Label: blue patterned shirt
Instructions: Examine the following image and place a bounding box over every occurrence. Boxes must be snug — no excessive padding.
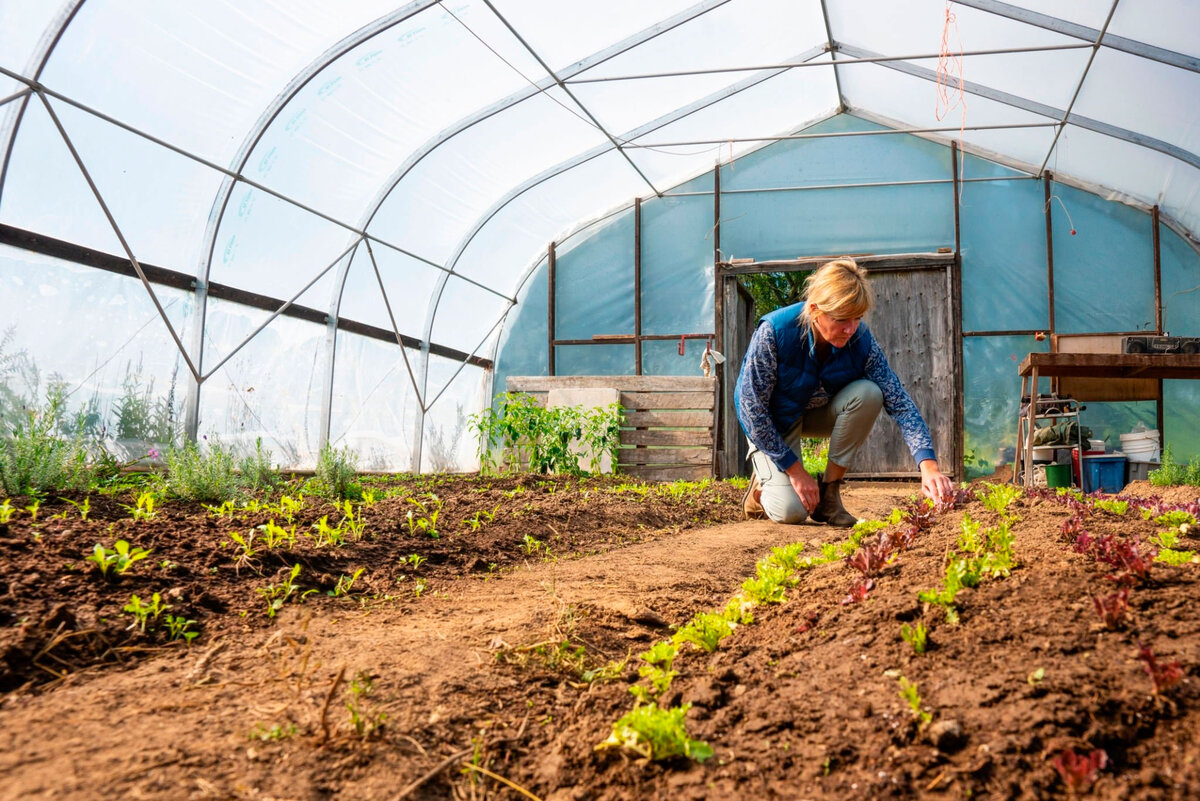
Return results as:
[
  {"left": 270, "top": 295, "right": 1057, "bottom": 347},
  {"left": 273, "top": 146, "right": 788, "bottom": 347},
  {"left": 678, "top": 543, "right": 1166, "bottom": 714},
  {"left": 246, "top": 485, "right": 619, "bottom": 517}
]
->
[{"left": 736, "top": 320, "right": 936, "bottom": 471}]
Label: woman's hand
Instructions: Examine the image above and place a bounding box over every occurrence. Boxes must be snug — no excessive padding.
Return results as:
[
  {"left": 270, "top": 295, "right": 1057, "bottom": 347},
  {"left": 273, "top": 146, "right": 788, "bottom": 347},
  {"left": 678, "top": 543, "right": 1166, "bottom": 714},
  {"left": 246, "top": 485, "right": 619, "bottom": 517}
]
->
[
  {"left": 919, "top": 459, "right": 953, "bottom": 501},
  {"left": 785, "top": 462, "right": 820, "bottom": 513}
]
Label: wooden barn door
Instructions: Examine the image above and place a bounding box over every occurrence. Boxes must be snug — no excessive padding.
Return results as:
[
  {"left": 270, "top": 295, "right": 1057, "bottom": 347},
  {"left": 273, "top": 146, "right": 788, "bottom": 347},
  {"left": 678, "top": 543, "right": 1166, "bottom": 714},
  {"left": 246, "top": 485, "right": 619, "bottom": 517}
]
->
[{"left": 718, "top": 254, "right": 960, "bottom": 479}]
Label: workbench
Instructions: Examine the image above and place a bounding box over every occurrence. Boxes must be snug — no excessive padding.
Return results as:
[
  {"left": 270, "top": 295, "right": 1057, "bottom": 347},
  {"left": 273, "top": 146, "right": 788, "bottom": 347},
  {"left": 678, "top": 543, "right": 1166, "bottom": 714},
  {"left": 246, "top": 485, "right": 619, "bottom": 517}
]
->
[{"left": 1016, "top": 352, "right": 1200, "bottom": 488}]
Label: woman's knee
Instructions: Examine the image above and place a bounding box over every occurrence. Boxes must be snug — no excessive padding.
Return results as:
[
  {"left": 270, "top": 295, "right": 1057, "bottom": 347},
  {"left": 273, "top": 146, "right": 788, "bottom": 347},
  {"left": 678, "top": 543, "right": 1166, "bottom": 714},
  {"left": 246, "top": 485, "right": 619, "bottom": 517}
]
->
[
  {"left": 842, "top": 379, "right": 883, "bottom": 415},
  {"left": 763, "top": 494, "right": 808, "bottom": 525}
]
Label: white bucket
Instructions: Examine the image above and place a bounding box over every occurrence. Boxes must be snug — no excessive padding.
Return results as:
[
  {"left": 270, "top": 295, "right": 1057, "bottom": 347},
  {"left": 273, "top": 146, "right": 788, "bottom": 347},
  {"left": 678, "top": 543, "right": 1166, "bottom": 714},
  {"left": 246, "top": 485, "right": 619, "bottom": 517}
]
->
[
  {"left": 1120, "top": 429, "right": 1161, "bottom": 463},
  {"left": 1089, "top": 438, "right": 1107, "bottom": 453}
]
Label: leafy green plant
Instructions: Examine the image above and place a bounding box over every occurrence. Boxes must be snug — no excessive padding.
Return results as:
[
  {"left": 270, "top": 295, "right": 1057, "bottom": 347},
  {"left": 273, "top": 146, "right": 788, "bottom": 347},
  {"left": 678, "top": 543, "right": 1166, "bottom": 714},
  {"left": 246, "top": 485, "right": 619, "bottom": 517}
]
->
[
  {"left": 257, "top": 564, "right": 316, "bottom": 617},
  {"left": 413, "top": 577, "right": 427, "bottom": 597},
  {"left": 742, "top": 563, "right": 792, "bottom": 605},
  {"left": 405, "top": 553, "right": 427, "bottom": 570},
  {"left": 1155, "top": 548, "right": 1197, "bottom": 565},
  {"left": 164, "top": 614, "right": 199, "bottom": 643},
  {"left": 61, "top": 496, "right": 90, "bottom": 521},
  {"left": 897, "top": 676, "right": 931, "bottom": 728},
  {"left": 520, "top": 533, "right": 545, "bottom": 556},
  {"left": 258, "top": 520, "right": 296, "bottom": 549},
  {"left": 0, "top": 499, "right": 12, "bottom": 524},
  {"left": 469, "top": 392, "right": 623, "bottom": 476},
  {"left": 237, "top": 437, "right": 280, "bottom": 493},
  {"left": 123, "top": 490, "right": 158, "bottom": 521},
  {"left": 900, "top": 622, "right": 927, "bottom": 654},
  {"left": 226, "top": 530, "right": 258, "bottom": 573},
  {"left": 328, "top": 568, "right": 366, "bottom": 597},
  {"left": 165, "top": 439, "right": 239, "bottom": 503},
  {"left": 1150, "top": 446, "right": 1200, "bottom": 487},
  {"left": 0, "top": 386, "right": 93, "bottom": 496},
  {"left": 311, "top": 515, "right": 346, "bottom": 548},
  {"left": 346, "top": 671, "right": 387, "bottom": 739},
  {"left": 405, "top": 493, "right": 442, "bottom": 538},
  {"left": 976, "top": 482, "right": 1022, "bottom": 518},
  {"left": 338, "top": 500, "right": 367, "bottom": 541},
  {"left": 1149, "top": 509, "right": 1196, "bottom": 528},
  {"left": 86, "top": 540, "right": 152, "bottom": 578},
  {"left": 463, "top": 504, "right": 500, "bottom": 532},
  {"left": 596, "top": 703, "right": 713, "bottom": 763},
  {"left": 24, "top": 498, "right": 39, "bottom": 523},
  {"left": 202, "top": 499, "right": 236, "bottom": 518},
  {"left": 248, "top": 723, "right": 297, "bottom": 742},
  {"left": 1094, "top": 499, "right": 1129, "bottom": 516},
  {"left": 123, "top": 592, "right": 168, "bottom": 634},
  {"left": 315, "top": 443, "right": 361, "bottom": 500},
  {"left": 673, "top": 612, "right": 736, "bottom": 653},
  {"left": 279, "top": 494, "right": 305, "bottom": 524}
]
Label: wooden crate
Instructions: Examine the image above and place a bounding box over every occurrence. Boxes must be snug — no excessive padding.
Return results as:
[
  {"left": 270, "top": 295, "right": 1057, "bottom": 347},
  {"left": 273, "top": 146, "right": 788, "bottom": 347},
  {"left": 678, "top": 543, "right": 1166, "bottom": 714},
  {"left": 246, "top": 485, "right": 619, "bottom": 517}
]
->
[{"left": 505, "top": 375, "right": 717, "bottom": 481}]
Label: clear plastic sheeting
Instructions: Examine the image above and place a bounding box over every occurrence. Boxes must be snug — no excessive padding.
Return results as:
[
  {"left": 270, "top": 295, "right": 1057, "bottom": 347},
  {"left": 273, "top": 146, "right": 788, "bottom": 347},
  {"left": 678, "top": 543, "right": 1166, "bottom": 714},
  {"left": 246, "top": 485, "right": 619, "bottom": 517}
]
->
[
  {"left": 328, "top": 332, "right": 421, "bottom": 472},
  {"left": 641, "top": 195, "right": 713, "bottom": 336},
  {"left": 0, "top": 243, "right": 192, "bottom": 452},
  {"left": 554, "top": 210, "right": 634, "bottom": 341},
  {"left": 962, "top": 335, "right": 1049, "bottom": 480},
  {"left": 336, "top": 244, "right": 441, "bottom": 338},
  {"left": 420, "top": 358, "right": 486, "bottom": 473},
  {"left": 197, "top": 300, "right": 326, "bottom": 468},
  {"left": 1160, "top": 226, "right": 1200, "bottom": 337},
  {"left": 0, "top": 2, "right": 64, "bottom": 98}
]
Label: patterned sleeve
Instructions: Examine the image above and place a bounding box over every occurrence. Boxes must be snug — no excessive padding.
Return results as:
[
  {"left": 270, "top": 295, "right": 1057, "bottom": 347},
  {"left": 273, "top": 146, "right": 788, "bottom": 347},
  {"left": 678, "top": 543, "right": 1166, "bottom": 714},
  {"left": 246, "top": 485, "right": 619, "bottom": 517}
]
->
[
  {"left": 735, "top": 322, "right": 799, "bottom": 472},
  {"left": 863, "top": 337, "right": 936, "bottom": 466}
]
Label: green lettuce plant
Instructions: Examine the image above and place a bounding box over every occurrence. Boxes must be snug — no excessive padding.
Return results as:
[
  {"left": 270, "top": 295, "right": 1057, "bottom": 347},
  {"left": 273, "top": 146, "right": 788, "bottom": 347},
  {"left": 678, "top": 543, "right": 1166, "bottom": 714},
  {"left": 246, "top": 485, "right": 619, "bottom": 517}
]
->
[{"left": 596, "top": 703, "right": 713, "bottom": 763}]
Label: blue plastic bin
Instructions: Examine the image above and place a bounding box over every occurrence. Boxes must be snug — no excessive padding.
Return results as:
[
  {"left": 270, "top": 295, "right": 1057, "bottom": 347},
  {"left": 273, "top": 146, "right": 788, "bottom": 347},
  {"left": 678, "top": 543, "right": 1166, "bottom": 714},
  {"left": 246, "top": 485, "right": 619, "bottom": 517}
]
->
[{"left": 1082, "top": 455, "right": 1126, "bottom": 494}]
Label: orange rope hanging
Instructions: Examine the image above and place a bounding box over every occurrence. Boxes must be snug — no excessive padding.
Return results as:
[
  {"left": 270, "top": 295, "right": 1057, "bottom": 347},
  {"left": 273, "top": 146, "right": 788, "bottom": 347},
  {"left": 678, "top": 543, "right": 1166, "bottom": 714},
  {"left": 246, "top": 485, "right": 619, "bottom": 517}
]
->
[{"left": 936, "top": 0, "right": 966, "bottom": 185}]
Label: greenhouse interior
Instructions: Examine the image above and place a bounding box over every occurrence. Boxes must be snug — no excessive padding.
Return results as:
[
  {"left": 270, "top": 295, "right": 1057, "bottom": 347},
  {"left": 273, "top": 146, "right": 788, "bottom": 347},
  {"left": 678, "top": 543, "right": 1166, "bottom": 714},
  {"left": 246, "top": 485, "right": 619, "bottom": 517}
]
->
[{"left": 2, "top": 0, "right": 1198, "bottom": 478}]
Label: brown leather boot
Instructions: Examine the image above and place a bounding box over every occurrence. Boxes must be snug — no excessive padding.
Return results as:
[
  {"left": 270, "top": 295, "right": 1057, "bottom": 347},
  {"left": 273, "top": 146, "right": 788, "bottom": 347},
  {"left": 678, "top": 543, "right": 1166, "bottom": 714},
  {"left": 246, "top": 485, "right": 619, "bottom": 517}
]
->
[
  {"left": 810, "top": 477, "right": 858, "bottom": 527},
  {"left": 742, "top": 474, "right": 765, "bottom": 520}
]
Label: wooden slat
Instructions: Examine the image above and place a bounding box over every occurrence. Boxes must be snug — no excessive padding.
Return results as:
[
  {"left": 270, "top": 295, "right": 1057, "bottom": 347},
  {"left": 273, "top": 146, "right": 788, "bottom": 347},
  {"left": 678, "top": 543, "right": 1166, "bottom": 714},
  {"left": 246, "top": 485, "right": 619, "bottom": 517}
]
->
[
  {"left": 618, "top": 464, "right": 712, "bottom": 481},
  {"left": 624, "top": 410, "right": 713, "bottom": 428},
  {"left": 620, "top": 391, "right": 715, "bottom": 410},
  {"left": 618, "top": 448, "right": 712, "bottom": 466},
  {"left": 622, "top": 429, "right": 712, "bottom": 447},
  {"left": 719, "top": 252, "right": 955, "bottom": 276},
  {"left": 508, "top": 375, "right": 714, "bottom": 393}
]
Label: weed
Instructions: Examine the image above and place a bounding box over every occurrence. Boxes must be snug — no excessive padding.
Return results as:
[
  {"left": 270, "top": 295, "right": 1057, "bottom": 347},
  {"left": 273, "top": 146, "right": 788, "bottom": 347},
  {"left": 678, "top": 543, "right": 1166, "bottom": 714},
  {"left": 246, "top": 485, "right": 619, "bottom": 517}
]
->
[
  {"left": 164, "top": 614, "right": 199, "bottom": 643},
  {"left": 328, "top": 568, "right": 366, "bottom": 598},
  {"left": 86, "top": 540, "right": 151, "bottom": 578},
  {"left": 900, "top": 622, "right": 927, "bottom": 654},
  {"left": 258, "top": 564, "right": 316, "bottom": 618},
  {"left": 124, "top": 592, "right": 168, "bottom": 634},
  {"left": 596, "top": 703, "right": 713, "bottom": 763},
  {"left": 897, "top": 676, "right": 931, "bottom": 728},
  {"left": 1051, "top": 748, "right": 1107, "bottom": 793},
  {"left": 405, "top": 494, "right": 442, "bottom": 538}
]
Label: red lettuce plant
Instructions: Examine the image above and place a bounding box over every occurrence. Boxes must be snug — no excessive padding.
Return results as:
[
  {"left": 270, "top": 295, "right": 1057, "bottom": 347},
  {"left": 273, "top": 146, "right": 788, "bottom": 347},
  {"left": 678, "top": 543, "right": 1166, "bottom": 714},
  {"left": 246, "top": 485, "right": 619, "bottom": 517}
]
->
[
  {"left": 840, "top": 577, "right": 874, "bottom": 605},
  {"left": 1096, "top": 538, "right": 1154, "bottom": 585},
  {"left": 1138, "top": 643, "right": 1184, "bottom": 695},
  {"left": 1092, "top": 588, "right": 1130, "bottom": 630},
  {"left": 847, "top": 543, "right": 892, "bottom": 577},
  {"left": 1051, "top": 748, "right": 1107, "bottom": 793}
]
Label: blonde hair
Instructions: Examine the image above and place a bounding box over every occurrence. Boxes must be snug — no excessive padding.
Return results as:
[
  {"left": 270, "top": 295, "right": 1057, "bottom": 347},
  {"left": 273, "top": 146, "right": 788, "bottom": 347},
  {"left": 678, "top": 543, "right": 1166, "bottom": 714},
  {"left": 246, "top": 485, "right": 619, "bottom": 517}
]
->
[{"left": 798, "top": 258, "right": 872, "bottom": 329}]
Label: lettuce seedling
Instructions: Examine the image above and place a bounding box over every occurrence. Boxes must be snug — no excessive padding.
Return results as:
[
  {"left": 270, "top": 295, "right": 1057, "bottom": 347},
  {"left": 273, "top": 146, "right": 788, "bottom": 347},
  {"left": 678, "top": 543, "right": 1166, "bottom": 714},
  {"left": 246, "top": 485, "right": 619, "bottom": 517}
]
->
[
  {"left": 897, "top": 676, "right": 931, "bottom": 728},
  {"left": 596, "top": 703, "right": 713, "bottom": 763},
  {"left": 86, "top": 540, "right": 152, "bottom": 578},
  {"left": 1154, "top": 548, "right": 1197, "bottom": 565},
  {"left": 1051, "top": 748, "right": 1107, "bottom": 793},
  {"left": 1092, "top": 588, "right": 1130, "bottom": 630},
  {"left": 847, "top": 543, "right": 892, "bottom": 577},
  {"left": 900, "top": 622, "right": 927, "bottom": 654},
  {"left": 840, "top": 577, "right": 874, "bottom": 605},
  {"left": 123, "top": 592, "right": 168, "bottom": 634},
  {"left": 673, "top": 612, "right": 736, "bottom": 653},
  {"left": 742, "top": 564, "right": 791, "bottom": 605},
  {"left": 1093, "top": 499, "right": 1128, "bottom": 516},
  {"left": 1137, "top": 643, "right": 1184, "bottom": 695}
]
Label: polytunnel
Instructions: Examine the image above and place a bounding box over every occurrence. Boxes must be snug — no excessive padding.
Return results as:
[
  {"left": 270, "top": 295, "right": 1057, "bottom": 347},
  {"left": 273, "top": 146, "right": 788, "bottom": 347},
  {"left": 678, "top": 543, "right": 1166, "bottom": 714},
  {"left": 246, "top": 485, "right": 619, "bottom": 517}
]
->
[{"left": 1, "top": 0, "right": 1198, "bottom": 476}]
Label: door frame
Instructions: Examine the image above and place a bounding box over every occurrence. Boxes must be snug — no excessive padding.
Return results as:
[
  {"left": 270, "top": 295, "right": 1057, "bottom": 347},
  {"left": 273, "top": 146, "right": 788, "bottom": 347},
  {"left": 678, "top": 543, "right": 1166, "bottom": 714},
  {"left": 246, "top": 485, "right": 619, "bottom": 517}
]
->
[{"left": 714, "top": 250, "right": 964, "bottom": 479}]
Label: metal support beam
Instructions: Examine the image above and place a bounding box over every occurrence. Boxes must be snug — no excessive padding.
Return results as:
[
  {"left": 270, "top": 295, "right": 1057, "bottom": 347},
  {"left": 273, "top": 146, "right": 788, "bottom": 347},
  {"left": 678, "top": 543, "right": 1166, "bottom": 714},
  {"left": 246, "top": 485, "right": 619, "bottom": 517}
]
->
[
  {"left": 548, "top": 241, "right": 557, "bottom": 376},
  {"left": 631, "top": 121, "right": 1059, "bottom": 149},
  {"left": 818, "top": 0, "right": 845, "bottom": 109},
  {"left": 634, "top": 198, "right": 643, "bottom": 375},
  {"left": 1044, "top": 173, "right": 1057, "bottom": 335}
]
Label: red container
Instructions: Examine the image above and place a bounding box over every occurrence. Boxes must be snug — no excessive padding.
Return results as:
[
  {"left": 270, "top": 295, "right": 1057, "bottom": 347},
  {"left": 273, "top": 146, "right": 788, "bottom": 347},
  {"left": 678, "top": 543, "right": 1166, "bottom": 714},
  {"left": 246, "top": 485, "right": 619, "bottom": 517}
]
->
[{"left": 1072, "top": 447, "right": 1106, "bottom": 488}]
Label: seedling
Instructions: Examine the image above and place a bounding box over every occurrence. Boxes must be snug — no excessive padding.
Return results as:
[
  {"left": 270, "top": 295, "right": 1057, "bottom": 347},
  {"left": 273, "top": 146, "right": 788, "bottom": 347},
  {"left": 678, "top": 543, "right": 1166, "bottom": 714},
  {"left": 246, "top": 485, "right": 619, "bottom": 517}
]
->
[
  {"left": 742, "top": 563, "right": 792, "bottom": 605},
  {"left": 847, "top": 543, "right": 892, "bottom": 577},
  {"left": 413, "top": 578, "right": 427, "bottom": 597},
  {"left": 25, "top": 498, "right": 40, "bottom": 523},
  {"left": 897, "top": 676, "right": 931, "bottom": 728},
  {"left": 338, "top": 500, "right": 367, "bottom": 541},
  {"left": 360, "top": 488, "right": 377, "bottom": 507},
  {"left": 673, "top": 612, "right": 736, "bottom": 653},
  {"left": 86, "top": 540, "right": 152, "bottom": 578},
  {"left": 520, "top": 534, "right": 545, "bottom": 556},
  {"left": 226, "top": 530, "right": 258, "bottom": 574},
  {"left": 1155, "top": 548, "right": 1197, "bottom": 565},
  {"left": 841, "top": 577, "right": 874, "bottom": 605},
  {"left": 1092, "top": 589, "right": 1130, "bottom": 629},
  {"left": 165, "top": 614, "right": 199, "bottom": 643},
  {"left": 202, "top": 500, "right": 237, "bottom": 518},
  {"left": 596, "top": 703, "right": 713, "bottom": 762},
  {"left": 405, "top": 553, "right": 427, "bottom": 570},
  {"left": 257, "top": 520, "right": 296, "bottom": 549},
  {"left": 346, "top": 671, "right": 387, "bottom": 739},
  {"left": 311, "top": 515, "right": 346, "bottom": 548},
  {"left": 1137, "top": 643, "right": 1184, "bottom": 695},
  {"left": 249, "top": 723, "right": 297, "bottom": 742},
  {"left": 405, "top": 494, "right": 442, "bottom": 538},
  {"left": 124, "top": 592, "right": 168, "bottom": 634},
  {"left": 900, "top": 622, "right": 927, "bottom": 654},
  {"left": 61, "top": 496, "right": 90, "bottom": 521},
  {"left": 123, "top": 491, "right": 158, "bottom": 521},
  {"left": 0, "top": 499, "right": 12, "bottom": 524},
  {"left": 1093, "top": 499, "right": 1128, "bottom": 516},
  {"left": 257, "top": 564, "right": 316, "bottom": 617},
  {"left": 279, "top": 494, "right": 304, "bottom": 523},
  {"left": 328, "top": 568, "right": 365, "bottom": 598},
  {"left": 463, "top": 505, "right": 500, "bottom": 532},
  {"left": 976, "top": 483, "right": 1022, "bottom": 518},
  {"left": 1051, "top": 748, "right": 1107, "bottom": 793}
]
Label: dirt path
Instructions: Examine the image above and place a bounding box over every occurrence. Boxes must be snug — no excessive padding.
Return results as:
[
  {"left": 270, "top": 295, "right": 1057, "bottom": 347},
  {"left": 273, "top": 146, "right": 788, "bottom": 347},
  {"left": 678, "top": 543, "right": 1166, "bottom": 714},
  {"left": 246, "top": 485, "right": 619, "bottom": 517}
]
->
[{"left": 0, "top": 482, "right": 915, "bottom": 800}]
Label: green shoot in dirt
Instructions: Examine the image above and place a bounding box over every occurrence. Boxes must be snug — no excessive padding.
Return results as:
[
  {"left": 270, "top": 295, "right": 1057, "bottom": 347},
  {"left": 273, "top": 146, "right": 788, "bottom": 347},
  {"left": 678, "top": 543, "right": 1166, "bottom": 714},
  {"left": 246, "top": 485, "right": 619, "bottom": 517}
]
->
[
  {"left": 596, "top": 703, "right": 713, "bottom": 763},
  {"left": 405, "top": 553, "right": 427, "bottom": 570},
  {"left": 1094, "top": 499, "right": 1129, "bottom": 516},
  {"left": 673, "top": 612, "right": 736, "bottom": 653},
  {"left": 1155, "top": 549, "right": 1197, "bottom": 565},
  {"left": 249, "top": 723, "right": 297, "bottom": 742},
  {"left": 976, "top": 482, "right": 1022, "bottom": 518},
  {"left": 25, "top": 498, "right": 40, "bottom": 523},
  {"left": 203, "top": 499, "right": 236, "bottom": 518},
  {"left": 86, "top": 539, "right": 152, "bottom": 578},
  {"left": 901, "top": 622, "right": 928, "bottom": 655},
  {"left": 258, "top": 564, "right": 316, "bottom": 618},
  {"left": 124, "top": 592, "right": 168, "bottom": 634},
  {"left": 897, "top": 676, "right": 932, "bottom": 728},
  {"left": 413, "top": 577, "right": 427, "bottom": 597},
  {"left": 742, "top": 562, "right": 792, "bottom": 605},
  {"left": 311, "top": 515, "right": 346, "bottom": 548},
  {"left": 61, "top": 496, "right": 90, "bottom": 521},
  {"left": 520, "top": 533, "right": 545, "bottom": 556},
  {"left": 122, "top": 490, "right": 158, "bottom": 521},
  {"left": 338, "top": 500, "right": 367, "bottom": 541},
  {"left": 279, "top": 493, "right": 305, "bottom": 524},
  {"left": 1147, "top": 509, "right": 1196, "bottom": 528},
  {"left": 328, "top": 568, "right": 366, "bottom": 597},
  {"left": 258, "top": 520, "right": 297, "bottom": 550},
  {"left": 463, "top": 504, "right": 500, "bottom": 532},
  {"left": 164, "top": 614, "right": 199, "bottom": 643},
  {"left": 406, "top": 493, "right": 442, "bottom": 538},
  {"left": 0, "top": 499, "right": 13, "bottom": 524},
  {"left": 346, "top": 671, "right": 387, "bottom": 739}
]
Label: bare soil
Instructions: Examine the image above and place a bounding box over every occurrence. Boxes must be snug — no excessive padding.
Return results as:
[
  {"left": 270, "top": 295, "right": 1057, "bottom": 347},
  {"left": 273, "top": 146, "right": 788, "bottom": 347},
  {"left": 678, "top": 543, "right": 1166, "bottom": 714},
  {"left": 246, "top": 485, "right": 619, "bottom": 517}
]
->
[{"left": 0, "top": 476, "right": 1198, "bottom": 800}]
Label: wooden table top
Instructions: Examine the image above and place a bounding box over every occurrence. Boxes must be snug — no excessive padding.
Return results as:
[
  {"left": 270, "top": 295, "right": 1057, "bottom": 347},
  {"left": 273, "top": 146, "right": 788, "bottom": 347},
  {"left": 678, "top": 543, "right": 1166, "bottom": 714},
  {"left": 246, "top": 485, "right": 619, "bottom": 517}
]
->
[{"left": 1018, "top": 352, "right": 1200, "bottom": 380}]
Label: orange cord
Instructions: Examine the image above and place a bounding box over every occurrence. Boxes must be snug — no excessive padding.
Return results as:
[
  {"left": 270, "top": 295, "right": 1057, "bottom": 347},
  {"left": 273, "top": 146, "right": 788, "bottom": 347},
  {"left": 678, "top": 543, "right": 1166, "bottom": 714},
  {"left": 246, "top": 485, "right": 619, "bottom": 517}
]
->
[{"left": 936, "top": 1, "right": 966, "bottom": 188}]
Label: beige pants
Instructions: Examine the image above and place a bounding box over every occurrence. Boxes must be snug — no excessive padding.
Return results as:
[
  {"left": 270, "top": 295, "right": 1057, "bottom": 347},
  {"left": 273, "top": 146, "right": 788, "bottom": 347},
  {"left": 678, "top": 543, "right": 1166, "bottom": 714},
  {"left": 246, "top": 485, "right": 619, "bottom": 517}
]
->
[{"left": 749, "top": 379, "right": 883, "bottom": 524}]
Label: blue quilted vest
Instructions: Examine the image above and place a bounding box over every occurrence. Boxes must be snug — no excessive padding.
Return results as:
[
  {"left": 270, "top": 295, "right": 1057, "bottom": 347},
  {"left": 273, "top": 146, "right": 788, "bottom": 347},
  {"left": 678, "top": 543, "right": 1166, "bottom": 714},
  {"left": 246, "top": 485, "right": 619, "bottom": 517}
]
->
[{"left": 751, "top": 301, "right": 875, "bottom": 433}]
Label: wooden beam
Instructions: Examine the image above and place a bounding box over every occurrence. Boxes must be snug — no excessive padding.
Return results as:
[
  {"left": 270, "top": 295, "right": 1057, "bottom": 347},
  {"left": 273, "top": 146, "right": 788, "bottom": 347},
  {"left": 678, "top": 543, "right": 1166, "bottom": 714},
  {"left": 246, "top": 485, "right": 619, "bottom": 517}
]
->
[
  {"left": 618, "top": 447, "right": 712, "bottom": 466},
  {"left": 508, "top": 375, "right": 714, "bottom": 392},
  {"left": 624, "top": 410, "right": 714, "bottom": 428},
  {"left": 719, "top": 252, "right": 955, "bottom": 276},
  {"left": 620, "top": 391, "right": 716, "bottom": 410},
  {"left": 622, "top": 429, "right": 712, "bottom": 447}
]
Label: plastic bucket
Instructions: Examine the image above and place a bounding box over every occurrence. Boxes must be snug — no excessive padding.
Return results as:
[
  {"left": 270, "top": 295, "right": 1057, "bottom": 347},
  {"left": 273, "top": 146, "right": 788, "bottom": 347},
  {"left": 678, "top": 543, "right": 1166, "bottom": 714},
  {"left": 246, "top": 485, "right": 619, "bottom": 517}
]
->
[
  {"left": 1045, "top": 463, "right": 1072, "bottom": 488},
  {"left": 1120, "top": 429, "right": 1160, "bottom": 462}
]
